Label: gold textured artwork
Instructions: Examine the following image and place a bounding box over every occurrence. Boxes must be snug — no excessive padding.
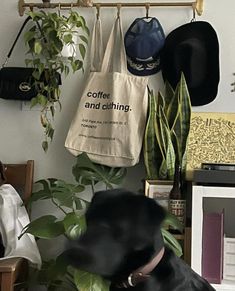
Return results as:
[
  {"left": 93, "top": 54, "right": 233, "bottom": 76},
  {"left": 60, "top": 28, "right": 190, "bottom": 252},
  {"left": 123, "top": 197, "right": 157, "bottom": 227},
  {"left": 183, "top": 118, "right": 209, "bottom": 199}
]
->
[{"left": 186, "top": 112, "right": 235, "bottom": 175}]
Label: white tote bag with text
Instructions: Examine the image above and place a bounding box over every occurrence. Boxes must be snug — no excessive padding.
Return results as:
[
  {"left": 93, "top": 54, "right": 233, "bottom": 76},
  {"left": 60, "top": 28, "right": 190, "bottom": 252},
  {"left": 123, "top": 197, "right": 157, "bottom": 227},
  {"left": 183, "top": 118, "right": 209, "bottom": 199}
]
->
[{"left": 65, "top": 16, "right": 148, "bottom": 167}]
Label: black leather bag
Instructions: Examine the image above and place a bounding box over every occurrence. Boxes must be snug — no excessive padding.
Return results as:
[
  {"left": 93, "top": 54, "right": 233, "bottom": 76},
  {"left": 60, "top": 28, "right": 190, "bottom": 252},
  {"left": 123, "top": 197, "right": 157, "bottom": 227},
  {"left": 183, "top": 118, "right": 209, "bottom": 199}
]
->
[
  {"left": 0, "top": 67, "right": 61, "bottom": 101},
  {"left": 0, "top": 17, "right": 61, "bottom": 101},
  {"left": 0, "top": 67, "right": 40, "bottom": 101}
]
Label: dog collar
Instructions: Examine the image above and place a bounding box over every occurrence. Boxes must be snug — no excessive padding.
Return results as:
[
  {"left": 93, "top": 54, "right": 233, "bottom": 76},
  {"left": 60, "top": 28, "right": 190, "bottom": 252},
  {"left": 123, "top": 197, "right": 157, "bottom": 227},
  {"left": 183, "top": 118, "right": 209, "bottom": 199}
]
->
[{"left": 115, "top": 246, "right": 165, "bottom": 288}]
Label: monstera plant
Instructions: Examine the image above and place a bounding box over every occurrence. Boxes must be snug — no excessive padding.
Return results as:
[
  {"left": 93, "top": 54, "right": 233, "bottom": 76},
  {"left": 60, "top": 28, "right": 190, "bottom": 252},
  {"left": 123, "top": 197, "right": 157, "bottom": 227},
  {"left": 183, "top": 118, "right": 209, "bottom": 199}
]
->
[
  {"left": 144, "top": 72, "right": 192, "bottom": 180},
  {"left": 19, "top": 153, "right": 182, "bottom": 291},
  {"left": 20, "top": 153, "right": 126, "bottom": 290},
  {"left": 24, "top": 10, "right": 89, "bottom": 151}
]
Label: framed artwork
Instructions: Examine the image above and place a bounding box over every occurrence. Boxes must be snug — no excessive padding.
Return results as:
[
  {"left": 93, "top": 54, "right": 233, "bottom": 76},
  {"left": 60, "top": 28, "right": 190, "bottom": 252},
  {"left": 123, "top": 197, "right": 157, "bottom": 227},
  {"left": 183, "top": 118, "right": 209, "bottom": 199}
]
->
[
  {"left": 145, "top": 180, "right": 173, "bottom": 210},
  {"left": 186, "top": 112, "right": 235, "bottom": 180}
]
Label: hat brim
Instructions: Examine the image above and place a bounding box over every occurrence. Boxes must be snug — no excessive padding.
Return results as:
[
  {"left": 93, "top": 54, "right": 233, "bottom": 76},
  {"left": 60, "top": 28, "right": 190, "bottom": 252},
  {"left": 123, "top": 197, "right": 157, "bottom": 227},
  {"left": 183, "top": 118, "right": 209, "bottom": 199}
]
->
[{"left": 161, "top": 21, "right": 220, "bottom": 106}]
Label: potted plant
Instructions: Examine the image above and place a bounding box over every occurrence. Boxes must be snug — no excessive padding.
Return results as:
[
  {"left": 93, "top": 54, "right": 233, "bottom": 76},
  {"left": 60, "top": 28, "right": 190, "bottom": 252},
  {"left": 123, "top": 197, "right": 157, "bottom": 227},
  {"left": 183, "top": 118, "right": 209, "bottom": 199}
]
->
[
  {"left": 24, "top": 10, "right": 89, "bottom": 151},
  {"left": 20, "top": 153, "right": 182, "bottom": 290},
  {"left": 144, "top": 72, "right": 192, "bottom": 181}
]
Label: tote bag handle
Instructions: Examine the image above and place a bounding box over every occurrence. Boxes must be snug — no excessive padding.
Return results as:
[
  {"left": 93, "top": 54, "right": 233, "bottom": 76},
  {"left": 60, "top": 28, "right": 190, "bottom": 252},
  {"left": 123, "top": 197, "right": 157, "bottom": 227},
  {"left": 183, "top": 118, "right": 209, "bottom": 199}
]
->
[
  {"left": 90, "top": 14, "right": 104, "bottom": 72},
  {"left": 100, "top": 15, "right": 127, "bottom": 74}
]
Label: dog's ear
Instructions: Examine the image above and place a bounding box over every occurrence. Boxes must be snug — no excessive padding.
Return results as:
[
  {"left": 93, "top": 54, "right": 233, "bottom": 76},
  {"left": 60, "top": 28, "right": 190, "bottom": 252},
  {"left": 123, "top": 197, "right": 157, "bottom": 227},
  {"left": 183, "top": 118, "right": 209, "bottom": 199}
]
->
[{"left": 147, "top": 197, "right": 166, "bottom": 226}]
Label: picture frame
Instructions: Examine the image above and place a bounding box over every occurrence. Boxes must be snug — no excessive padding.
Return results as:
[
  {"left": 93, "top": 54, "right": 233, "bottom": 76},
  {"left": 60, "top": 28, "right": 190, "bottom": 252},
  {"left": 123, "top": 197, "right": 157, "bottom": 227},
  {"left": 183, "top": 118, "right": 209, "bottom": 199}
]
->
[{"left": 145, "top": 180, "right": 173, "bottom": 210}]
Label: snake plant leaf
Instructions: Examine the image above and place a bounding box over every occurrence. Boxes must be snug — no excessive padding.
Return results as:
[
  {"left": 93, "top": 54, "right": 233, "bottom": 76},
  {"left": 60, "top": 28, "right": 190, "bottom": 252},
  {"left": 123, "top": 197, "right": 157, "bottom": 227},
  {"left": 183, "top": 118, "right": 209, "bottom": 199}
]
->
[
  {"left": 159, "top": 159, "right": 167, "bottom": 180},
  {"left": 164, "top": 80, "right": 175, "bottom": 113},
  {"left": 159, "top": 108, "right": 175, "bottom": 180},
  {"left": 161, "top": 228, "right": 183, "bottom": 257},
  {"left": 158, "top": 106, "right": 169, "bottom": 158},
  {"left": 166, "top": 85, "right": 179, "bottom": 131},
  {"left": 155, "top": 92, "right": 168, "bottom": 158},
  {"left": 172, "top": 73, "right": 191, "bottom": 169},
  {"left": 178, "top": 72, "right": 191, "bottom": 162},
  {"left": 74, "top": 269, "right": 110, "bottom": 291},
  {"left": 144, "top": 89, "right": 159, "bottom": 179}
]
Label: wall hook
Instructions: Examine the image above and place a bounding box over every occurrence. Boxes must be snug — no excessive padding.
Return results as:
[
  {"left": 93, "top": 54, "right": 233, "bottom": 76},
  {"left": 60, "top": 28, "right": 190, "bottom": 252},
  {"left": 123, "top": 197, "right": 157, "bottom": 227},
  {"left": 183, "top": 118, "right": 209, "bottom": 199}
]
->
[
  {"left": 117, "top": 4, "right": 121, "bottom": 18},
  {"left": 145, "top": 3, "right": 150, "bottom": 18},
  {"left": 191, "top": 3, "right": 196, "bottom": 22},
  {"left": 96, "top": 4, "right": 100, "bottom": 19}
]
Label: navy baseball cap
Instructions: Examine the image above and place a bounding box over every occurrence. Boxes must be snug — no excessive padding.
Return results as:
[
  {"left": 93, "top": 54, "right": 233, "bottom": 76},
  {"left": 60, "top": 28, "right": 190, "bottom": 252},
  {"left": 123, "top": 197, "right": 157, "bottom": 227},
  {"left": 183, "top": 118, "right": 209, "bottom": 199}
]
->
[{"left": 124, "top": 17, "right": 165, "bottom": 76}]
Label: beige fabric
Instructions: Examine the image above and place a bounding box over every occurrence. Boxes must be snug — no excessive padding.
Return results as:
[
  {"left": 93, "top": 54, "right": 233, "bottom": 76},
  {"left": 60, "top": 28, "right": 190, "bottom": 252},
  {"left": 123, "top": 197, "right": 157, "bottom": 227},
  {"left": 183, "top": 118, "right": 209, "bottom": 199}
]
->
[
  {"left": 65, "top": 16, "right": 148, "bottom": 167},
  {"left": 90, "top": 17, "right": 104, "bottom": 72}
]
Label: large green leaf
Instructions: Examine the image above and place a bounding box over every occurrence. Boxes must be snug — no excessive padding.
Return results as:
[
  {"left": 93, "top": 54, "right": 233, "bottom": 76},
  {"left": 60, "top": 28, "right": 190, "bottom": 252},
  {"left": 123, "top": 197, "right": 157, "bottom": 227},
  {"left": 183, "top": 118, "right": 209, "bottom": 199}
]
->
[
  {"left": 19, "top": 215, "right": 65, "bottom": 239},
  {"left": 144, "top": 89, "right": 159, "bottom": 179},
  {"left": 161, "top": 228, "right": 183, "bottom": 257},
  {"left": 155, "top": 92, "right": 167, "bottom": 160},
  {"left": 74, "top": 270, "right": 110, "bottom": 291},
  {"left": 178, "top": 73, "right": 191, "bottom": 169},
  {"left": 63, "top": 213, "right": 86, "bottom": 239},
  {"left": 166, "top": 85, "right": 179, "bottom": 131},
  {"left": 72, "top": 153, "right": 127, "bottom": 189},
  {"left": 163, "top": 212, "right": 183, "bottom": 233},
  {"left": 157, "top": 111, "right": 175, "bottom": 180},
  {"left": 164, "top": 81, "right": 175, "bottom": 113}
]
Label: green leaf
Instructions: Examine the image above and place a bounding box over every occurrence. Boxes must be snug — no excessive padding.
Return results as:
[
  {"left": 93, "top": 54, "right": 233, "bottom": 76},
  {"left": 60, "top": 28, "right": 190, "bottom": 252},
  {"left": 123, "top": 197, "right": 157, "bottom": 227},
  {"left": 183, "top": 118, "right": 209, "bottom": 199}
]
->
[
  {"left": 161, "top": 228, "right": 183, "bottom": 257},
  {"left": 79, "top": 35, "right": 89, "bottom": 45},
  {"left": 42, "top": 140, "right": 48, "bottom": 152},
  {"left": 32, "top": 69, "right": 41, "bottom": 80},
  {"left": 163, "top": 212, "right": 183, "bottom": 232},
  {"left": 19, "top": 215, "right": 65, "bottom": 239},
  {"left": 74, "top": 270, "right": 110, "bottom": 291},
  {"left": 24, "top": 30, "right": 36, "bottom": 43},
  {"left": 79, "top": 43, "right": 86, "bottom": 60},
  {"left": 144, "top": 88, "right": 159, "bottom": 179},
  {"left": 53, "top": 191, "right": 73, "bottom": 208},
  {"left": 30, "top": 97, "right": 38, "bottom": 108},
  {"left": 164, "top": 80, "right": 175, "bottom": 113},
  {"left": 34, "top": 40, "right": 42, "bottom": 54},
  {"left": 72, "top": 153, "right": 126, "bottom": 189},
  {"left": 64, "top": 34, "right": 73, "bottom": 44},
  {"left": 37, "top": 94, "right": 48, "bottom": 106}
]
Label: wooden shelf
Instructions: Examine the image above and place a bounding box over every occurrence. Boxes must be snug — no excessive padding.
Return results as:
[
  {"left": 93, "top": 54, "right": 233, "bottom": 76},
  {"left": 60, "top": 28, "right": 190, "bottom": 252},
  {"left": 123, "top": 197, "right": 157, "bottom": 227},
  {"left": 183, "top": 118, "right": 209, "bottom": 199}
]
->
[{"left": 18, "top": 0, "right": 204, "bottom": 16}]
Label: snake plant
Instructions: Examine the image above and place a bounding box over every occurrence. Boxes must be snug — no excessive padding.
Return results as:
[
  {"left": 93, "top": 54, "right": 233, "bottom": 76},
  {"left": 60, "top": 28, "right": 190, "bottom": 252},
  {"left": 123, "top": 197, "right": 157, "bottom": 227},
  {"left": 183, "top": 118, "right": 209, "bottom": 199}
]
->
[{"left": 144, "top": 73, "right": 191, "bottom": 180}]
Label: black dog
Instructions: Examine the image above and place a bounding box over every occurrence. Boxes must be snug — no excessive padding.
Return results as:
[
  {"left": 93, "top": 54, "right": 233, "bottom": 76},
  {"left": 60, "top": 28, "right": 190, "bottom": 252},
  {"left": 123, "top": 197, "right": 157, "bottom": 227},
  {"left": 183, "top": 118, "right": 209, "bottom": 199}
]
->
[{"left": 66, "top": 189, "right": 215, "bottom": 291}]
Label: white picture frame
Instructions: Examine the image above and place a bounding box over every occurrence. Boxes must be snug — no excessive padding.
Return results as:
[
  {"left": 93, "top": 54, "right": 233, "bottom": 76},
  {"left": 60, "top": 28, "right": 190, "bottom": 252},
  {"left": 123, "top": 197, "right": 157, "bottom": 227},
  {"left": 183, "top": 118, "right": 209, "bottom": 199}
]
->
[{"left": 145, "top": 180, "right": 173, "bottom": 210}]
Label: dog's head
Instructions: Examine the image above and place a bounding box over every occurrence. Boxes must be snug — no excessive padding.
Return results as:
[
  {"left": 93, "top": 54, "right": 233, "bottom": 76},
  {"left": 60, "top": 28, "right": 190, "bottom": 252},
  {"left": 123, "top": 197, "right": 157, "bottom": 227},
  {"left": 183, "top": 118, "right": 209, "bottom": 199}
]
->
[{"left": 65, "top": 189, "right": 166, "bottom": 278}]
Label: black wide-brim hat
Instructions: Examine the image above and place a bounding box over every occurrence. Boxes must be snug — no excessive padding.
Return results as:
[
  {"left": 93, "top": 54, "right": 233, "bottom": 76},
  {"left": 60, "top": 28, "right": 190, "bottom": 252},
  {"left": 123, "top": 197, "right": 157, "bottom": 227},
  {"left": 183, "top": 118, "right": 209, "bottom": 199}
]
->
[{"left": 161, "top": 21, "right": 220, "bottom": 106}]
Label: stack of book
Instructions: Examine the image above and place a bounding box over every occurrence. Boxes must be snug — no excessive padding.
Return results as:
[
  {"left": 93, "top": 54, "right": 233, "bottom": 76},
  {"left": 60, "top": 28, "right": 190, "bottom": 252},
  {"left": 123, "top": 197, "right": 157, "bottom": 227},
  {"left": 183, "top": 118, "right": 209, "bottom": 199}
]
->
[
  {"left": 202, "top": 211, "right": 235, "bottom": 284},
  {"left": 223, "top": 237, "right": 235, "bottom": 281},
  {"left": 202, "top": 211, "right": 224, "bottom": 284}
]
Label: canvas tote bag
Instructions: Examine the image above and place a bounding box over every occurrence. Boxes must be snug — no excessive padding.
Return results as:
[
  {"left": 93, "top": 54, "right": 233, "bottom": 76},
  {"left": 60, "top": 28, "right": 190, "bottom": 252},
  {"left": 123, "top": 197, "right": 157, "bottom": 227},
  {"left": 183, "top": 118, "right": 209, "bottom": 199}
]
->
[{"left": 65, "top": 15, "right": 148, "bottom": 167}]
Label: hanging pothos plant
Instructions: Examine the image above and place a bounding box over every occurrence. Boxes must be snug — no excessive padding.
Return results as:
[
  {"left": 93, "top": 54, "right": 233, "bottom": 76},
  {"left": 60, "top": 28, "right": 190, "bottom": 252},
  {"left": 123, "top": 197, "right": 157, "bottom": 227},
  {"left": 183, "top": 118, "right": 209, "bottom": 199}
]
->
[{"left": 24, "top": 10, "right": 89, "bottom": 151}]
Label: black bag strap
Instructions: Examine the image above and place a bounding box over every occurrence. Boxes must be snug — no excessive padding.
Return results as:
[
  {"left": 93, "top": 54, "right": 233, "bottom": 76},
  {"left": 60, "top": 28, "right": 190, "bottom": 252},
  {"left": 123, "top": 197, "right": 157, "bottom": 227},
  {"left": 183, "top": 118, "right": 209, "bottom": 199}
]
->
[{"left": 2, "top": 16, "right": 31, "bottom": 68}]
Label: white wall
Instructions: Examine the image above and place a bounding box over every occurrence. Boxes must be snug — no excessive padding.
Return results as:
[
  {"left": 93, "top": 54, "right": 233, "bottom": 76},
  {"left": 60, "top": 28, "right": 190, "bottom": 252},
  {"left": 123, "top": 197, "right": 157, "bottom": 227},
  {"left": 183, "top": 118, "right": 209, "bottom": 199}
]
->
[
  {"left": 0, "top": 1, "right": 235, "bottom": 289},
  {"left": 1, "top": 0, "right": 235, "bottom": 197}
]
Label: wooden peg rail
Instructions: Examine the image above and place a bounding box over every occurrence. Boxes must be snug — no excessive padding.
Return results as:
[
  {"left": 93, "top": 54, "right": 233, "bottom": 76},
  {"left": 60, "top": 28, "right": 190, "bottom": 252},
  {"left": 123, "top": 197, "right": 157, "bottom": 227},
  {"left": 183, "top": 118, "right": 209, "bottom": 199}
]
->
[{"left": 18, "top": 0, "right": 204, "bottom": 17}]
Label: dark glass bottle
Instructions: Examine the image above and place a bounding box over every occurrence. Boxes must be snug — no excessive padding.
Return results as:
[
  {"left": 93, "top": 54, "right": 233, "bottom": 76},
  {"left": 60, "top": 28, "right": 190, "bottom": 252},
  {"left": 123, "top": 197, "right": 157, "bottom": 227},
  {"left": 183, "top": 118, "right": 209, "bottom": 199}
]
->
[{"left": 168, "top": 163, "right": 186, "bottom": 233}]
